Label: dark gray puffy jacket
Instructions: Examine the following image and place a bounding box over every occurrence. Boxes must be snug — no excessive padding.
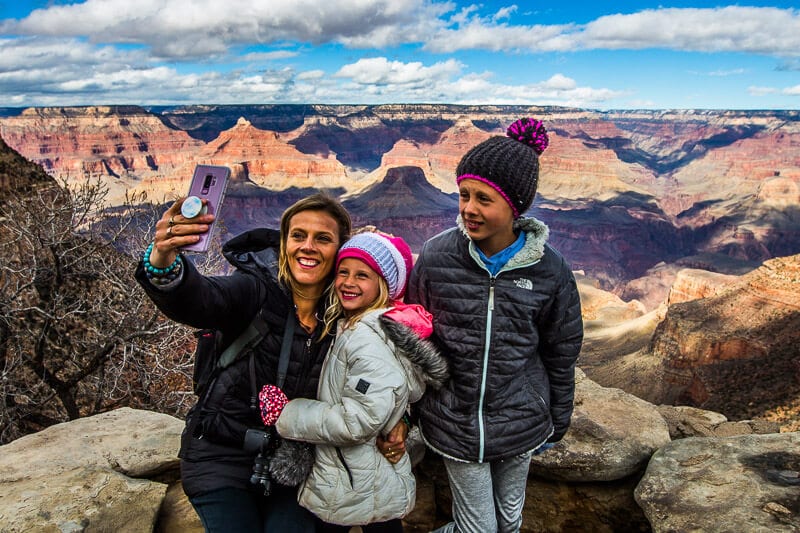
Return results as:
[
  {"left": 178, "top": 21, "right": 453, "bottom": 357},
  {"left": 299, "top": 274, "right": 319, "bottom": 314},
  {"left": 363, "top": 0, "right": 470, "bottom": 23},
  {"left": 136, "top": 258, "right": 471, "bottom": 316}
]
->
[{"left": 406, "top": 217, "right": 583, "bottom": 463}]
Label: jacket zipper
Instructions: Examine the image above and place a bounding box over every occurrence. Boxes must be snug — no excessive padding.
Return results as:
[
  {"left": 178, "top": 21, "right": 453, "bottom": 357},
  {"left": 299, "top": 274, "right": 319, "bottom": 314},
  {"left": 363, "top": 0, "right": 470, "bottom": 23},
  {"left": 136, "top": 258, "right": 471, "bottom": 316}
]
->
[
  {"left": 478, "top": 277, "right": 495, "bottom": 462},
  {"left": 468, "top": 239, "right": 542, "bottom": 462},
  {"left": 296, "top": 336, "right": 313, "bottom": 392}
]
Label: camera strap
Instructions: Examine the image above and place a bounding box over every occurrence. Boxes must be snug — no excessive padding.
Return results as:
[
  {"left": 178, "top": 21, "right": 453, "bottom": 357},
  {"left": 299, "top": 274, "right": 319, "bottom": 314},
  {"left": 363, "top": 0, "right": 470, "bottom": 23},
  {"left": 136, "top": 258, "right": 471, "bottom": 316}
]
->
[
  {"left": 186, "top": 309, "right": 297, "bottom": 441},
  {"left": 276, "top": 313, "right": 295, "bottom": 389},
  {"left": 249, "top": 311, "right": 295, "bottom": 410}
]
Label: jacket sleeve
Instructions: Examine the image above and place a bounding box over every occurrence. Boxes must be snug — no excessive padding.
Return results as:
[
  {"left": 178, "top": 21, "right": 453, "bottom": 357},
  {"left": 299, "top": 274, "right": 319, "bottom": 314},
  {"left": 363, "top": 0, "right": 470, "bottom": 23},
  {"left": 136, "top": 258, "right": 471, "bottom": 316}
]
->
[
  {"left": 539, "top": 257, "right": 583, "bottom": 442},
  {"left": 135, "top": 255, "right": 266, "bottom": 337},
  {"left": 276, "top": 331, "right": 407, "bottom": 446}
]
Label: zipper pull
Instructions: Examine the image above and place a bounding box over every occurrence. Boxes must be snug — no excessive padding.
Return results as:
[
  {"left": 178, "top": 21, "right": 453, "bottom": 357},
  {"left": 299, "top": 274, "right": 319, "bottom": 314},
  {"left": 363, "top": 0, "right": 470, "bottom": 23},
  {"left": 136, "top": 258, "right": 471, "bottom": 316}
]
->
[{"left": 489, "top": 277, "right": 496, "bottom": 311}]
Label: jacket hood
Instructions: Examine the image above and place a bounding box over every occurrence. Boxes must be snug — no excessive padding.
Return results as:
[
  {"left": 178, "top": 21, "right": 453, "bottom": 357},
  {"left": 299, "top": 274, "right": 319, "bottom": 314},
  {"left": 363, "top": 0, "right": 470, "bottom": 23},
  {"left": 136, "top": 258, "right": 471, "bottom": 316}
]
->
[
  {"left": 347, "top": 309, "right": 448, "bottom": 404},
  {"left": 222, "top": 227, "right": 281, "bottom": 281},
  {"left": 376, "top": 312, "right": 449, "bottom": 401},
  {"left": 456, "top": 214, "right": 550, "bottom": 269}
]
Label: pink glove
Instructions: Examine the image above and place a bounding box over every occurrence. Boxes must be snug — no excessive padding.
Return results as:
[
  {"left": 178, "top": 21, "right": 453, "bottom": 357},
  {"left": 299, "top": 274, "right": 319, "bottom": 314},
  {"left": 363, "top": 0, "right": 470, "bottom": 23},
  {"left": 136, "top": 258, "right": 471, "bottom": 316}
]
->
[{"left": 259, "top": 384, "right": 288, "bottom": 426}]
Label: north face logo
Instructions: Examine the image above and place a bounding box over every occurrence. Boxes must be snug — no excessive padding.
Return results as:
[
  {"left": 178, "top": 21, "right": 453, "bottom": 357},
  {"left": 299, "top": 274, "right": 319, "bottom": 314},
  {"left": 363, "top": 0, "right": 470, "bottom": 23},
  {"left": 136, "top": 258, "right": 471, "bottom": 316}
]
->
[{"left": 514, "top": 278, "right": 533, "bottom": 290}]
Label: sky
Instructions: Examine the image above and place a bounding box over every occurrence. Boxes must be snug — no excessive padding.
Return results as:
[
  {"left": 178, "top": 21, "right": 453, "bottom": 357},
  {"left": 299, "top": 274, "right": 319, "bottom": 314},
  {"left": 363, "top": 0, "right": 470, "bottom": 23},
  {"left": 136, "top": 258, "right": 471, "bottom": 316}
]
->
[{"left": 1, "top": 1, "right": 799, "bottom": 110}]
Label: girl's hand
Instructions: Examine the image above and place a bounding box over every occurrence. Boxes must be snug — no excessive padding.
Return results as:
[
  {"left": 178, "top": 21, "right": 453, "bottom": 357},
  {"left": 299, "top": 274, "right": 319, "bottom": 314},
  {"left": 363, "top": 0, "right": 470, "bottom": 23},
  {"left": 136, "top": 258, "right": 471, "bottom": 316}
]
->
[
  {"left": 377, "top": 419, "right": 409, "bottom": 464},
  {"left": 149, "top": 197, "right": 215, "bottom": 267},
  {"left": 259, "top": 385, "right": 289, "bottom": 426}
]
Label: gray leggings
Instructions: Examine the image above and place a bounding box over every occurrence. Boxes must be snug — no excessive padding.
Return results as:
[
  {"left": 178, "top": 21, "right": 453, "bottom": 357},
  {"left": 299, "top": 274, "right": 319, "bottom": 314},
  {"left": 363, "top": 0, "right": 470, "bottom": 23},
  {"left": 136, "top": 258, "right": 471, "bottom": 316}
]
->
[{"left": 433, "top": 452, "right": 532, "bottom": 533}]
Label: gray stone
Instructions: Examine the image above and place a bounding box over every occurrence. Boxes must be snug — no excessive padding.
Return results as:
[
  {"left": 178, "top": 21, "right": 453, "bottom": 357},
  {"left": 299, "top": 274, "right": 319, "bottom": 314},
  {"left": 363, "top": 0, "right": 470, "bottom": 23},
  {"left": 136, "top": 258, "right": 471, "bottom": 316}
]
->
[
  {"left": 656, "top": 404, "right": 728, "bottom": 438},
  {"left": 657, "top": 405, "right": 781, "bottom": 439},
  {"left": 0, "top": 407, "right": 200, "bottom": 532},
  {"left": 634, "top": 432, "right": 800, "bottom": 532},
  {"left": 530, "top": 370, "right": 672, "bottom": 482}
]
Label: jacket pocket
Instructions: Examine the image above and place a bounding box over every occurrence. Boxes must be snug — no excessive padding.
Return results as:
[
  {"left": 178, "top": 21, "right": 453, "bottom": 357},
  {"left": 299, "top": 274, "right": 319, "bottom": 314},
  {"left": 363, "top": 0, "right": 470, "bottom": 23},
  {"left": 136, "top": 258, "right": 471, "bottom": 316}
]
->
[{"left": 335, "top": 447, "right": 354, "bottom": 488}]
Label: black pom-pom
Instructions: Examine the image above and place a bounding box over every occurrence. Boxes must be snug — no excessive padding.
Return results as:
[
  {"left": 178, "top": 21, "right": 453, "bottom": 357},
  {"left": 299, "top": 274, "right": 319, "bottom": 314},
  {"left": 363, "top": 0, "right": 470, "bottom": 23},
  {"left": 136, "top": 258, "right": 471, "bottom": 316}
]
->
[{"left": 506, "top": 118, "right": 549, "bottom": 155}]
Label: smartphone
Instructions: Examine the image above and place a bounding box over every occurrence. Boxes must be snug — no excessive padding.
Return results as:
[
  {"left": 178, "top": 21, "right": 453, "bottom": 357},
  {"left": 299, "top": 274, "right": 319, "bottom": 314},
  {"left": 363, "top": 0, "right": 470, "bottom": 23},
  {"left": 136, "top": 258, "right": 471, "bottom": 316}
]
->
[{"left": 181, "top": 164, "right": 230, "bottom": 253}]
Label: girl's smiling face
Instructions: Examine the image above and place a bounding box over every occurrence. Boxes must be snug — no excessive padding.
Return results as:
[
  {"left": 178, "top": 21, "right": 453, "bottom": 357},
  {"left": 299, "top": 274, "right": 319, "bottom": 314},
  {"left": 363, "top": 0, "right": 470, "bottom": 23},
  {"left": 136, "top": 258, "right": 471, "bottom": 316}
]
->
[{"left": 334, "top": 257, "right": 382, "bottom": 316}]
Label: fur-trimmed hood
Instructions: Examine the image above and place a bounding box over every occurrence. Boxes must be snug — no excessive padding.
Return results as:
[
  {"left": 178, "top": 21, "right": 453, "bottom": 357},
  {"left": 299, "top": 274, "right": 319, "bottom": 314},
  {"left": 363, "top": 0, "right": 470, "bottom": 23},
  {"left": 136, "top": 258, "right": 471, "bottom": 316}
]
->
[{"left": 378, "top": 312, "right": 449, "bottom": 402}]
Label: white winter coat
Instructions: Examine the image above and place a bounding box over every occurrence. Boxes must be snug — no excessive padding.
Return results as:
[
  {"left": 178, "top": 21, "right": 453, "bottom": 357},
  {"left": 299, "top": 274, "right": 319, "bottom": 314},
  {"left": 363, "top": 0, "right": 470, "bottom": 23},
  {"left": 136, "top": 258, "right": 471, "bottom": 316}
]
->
[{"left": 275, "top": 307, "right": 448, "bottom": 526}]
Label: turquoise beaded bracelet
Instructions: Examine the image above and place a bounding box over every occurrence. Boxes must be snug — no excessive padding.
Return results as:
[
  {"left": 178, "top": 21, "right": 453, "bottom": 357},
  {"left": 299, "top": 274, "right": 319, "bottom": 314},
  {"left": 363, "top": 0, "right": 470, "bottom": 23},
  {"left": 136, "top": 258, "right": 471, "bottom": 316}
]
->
[{"left": 143, "top": 242, "right": 181, "bottom": 276}]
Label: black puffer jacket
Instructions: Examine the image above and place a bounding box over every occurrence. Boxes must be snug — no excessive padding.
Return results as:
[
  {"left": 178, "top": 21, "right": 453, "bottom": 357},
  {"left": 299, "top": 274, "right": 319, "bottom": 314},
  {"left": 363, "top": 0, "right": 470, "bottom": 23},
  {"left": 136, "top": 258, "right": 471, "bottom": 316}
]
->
[
  {"left": 135, "top": 228, "right": 331, "bottom": 497},
  {"left": 406, "top": 217, "right": 583, "bottom": 463}
]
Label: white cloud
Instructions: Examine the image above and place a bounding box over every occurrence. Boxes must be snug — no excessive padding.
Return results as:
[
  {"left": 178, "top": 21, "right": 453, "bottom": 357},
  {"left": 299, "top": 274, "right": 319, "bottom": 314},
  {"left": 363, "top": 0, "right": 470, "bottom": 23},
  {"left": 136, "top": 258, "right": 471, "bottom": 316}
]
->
[
  {"left": 748, "top": 86, "right": 778, "bottom": 96},
  {"left": 579, "top": 7, "right": 800, "bottom": 55},
  {"left": 707, "top": 69, "right": 746, "bottom": 77},
  {"left": 0, "top": 32, "right": 625, "bottom": 107},
  {"left": 493, "top": 6, "right": 517, "bottom": 23},
  {"left": 2, "top": 3, "right": 796, "bottom": 108},
  {"left": 2, "top": 0, "right": 449, "bottom": 58},
  {"left": 4, "top": 3, "right": 800, "bottom": 59},
  {"left": 333, "top": 59, "right": 620, "bottom": 106},
  {"left": 0, "top": 37, "right": 137, "bottom": 70},
  {"left": 748, "top": 84, "right": 800, "bottom": 97},
  {"left": 425, "top": 6, "right": 800, "bottom": 56},
  {"left": 335, "top": 57, "right": 462, "bottom": 85},
  {"left": 297, "top": 70, "right": 325, "bottom": 80},
  {"left": 424, "top": 18, "right": 574, "bottom": 53}
]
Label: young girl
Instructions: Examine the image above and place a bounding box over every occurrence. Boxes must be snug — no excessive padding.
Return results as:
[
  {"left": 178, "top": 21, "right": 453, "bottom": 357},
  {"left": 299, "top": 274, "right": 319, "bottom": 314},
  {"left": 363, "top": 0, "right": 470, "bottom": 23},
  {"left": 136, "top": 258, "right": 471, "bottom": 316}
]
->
[
  {"left": 406, "top": 118, "right": 584, "bottom": 533},
  {"left": 270, "top": 230, "right": 449, "bottom": 532}
]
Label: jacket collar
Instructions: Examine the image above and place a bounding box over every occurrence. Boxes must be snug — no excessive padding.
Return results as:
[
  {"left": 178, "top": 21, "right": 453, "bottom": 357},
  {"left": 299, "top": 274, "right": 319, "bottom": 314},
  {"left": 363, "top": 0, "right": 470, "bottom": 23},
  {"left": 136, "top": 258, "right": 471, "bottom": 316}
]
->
[
  {"left": 456, "top": 214, "right": 550, "bottom": 270},
  {"left": 344, "top": 309, "right": 450, "bottom": 392}
]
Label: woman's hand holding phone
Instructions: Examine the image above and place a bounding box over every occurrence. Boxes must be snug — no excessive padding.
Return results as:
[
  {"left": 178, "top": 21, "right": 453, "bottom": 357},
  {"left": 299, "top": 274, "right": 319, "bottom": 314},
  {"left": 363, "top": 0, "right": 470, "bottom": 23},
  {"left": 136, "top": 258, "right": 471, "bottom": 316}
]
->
[
  {"left": 148, "top": 164, "right": 229, "bottom": 268},
  {"left": 149, "top": 198, "right": 215, "bottom": 267}
]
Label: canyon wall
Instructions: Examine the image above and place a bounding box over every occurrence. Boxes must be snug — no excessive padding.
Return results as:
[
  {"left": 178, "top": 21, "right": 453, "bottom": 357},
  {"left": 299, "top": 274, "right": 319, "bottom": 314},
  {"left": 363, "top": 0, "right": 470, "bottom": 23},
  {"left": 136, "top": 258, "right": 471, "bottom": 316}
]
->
[{"left": 3, "top": 106, "right": 797, "bottom": 292}]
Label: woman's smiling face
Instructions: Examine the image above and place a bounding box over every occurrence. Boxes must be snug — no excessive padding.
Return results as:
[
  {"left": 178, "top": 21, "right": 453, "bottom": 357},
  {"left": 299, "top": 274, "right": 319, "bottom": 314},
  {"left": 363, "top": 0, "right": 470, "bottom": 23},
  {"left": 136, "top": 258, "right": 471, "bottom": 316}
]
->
[{"left": 285, "top": 210, "right": 341, "bottom": 293}]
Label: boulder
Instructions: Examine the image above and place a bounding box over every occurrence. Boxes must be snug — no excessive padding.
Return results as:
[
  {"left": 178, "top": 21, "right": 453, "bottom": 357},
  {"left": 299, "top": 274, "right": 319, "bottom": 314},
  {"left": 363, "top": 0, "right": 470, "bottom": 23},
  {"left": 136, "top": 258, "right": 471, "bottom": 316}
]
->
[
  {"left": 2, "top": 388, "right": 794, "bottom": 533},
  {"left": 0, "top": 407, "right": 200, "bottom": 532},
  {"left": 529, "top": 369, "right": 672, "bottom": 482},
  {"left": 656, "top": 404, "right": 781, "bottom": 439},
  {"left": 635, "top": 432, "right": 800, "bottom": 532}
]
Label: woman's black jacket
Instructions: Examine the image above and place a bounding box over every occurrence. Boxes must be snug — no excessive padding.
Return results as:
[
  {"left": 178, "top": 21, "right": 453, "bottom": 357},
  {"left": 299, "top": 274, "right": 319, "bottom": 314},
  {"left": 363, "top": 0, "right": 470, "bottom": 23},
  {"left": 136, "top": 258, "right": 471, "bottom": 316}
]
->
[{"left": 134, "top": 228, "right": 331, "bottom": 497}]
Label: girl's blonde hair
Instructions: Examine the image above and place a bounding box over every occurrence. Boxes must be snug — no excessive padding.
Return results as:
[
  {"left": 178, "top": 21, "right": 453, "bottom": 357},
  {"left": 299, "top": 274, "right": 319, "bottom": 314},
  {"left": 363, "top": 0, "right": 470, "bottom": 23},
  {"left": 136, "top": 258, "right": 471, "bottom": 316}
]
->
[{"left": 320, "top": 258, "right": 391, "bottom": 338}]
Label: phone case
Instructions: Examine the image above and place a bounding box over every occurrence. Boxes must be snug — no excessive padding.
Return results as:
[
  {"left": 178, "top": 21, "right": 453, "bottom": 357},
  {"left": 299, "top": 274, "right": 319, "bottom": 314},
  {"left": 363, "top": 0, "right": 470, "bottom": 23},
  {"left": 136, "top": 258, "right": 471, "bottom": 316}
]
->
[{"left": 181, "top": 164, "right": 230, "bottom": 253}]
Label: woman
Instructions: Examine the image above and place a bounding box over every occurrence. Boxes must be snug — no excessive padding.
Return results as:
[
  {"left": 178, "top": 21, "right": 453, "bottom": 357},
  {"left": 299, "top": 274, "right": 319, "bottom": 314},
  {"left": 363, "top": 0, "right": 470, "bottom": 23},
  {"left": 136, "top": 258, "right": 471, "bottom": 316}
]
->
[{"left": 136, "top": 193, "right": 406, "bottom": 532}]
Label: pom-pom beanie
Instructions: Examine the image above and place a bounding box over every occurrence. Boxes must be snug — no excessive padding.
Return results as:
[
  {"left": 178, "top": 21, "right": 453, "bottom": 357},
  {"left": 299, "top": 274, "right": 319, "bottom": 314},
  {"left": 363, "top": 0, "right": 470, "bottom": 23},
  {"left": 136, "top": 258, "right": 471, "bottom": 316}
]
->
[
  {"left": 456, "top": 117, "right": 549, "bottom": 218},
  {"left": 336, "top": 231, "right": 413, "bottom": 300}
]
